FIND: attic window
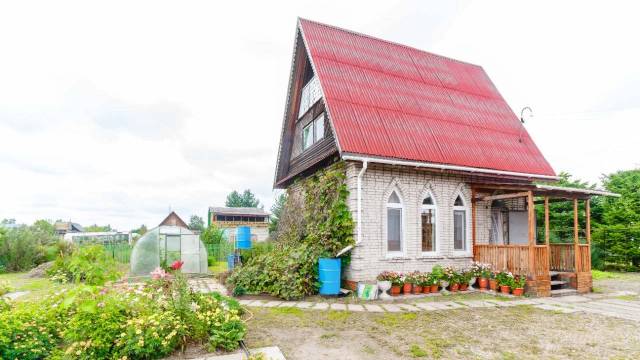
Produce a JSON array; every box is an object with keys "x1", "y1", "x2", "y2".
[
  {"x1": 302, "y1": 113, "x2": 325, "y2": 150},
  {"x1": 298, "y1": 76, "x2": 322, "y2": 118}
]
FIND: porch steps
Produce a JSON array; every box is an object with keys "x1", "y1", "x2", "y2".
[
  {"x1": 550, "y1": 280, "x2": 568, "y2": 287},
  {"x1": 551, "y1": 288, "x2": 579, "y2": 297}
]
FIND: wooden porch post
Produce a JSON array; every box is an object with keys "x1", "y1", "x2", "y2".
[
  {"x1": 544, "y1": 196, "x2": 550, "y2": 246},
  {"x1": 527, "y1": 191, "x2": 536, "y2": 280},
  {"x1": 586, "y1": 199, "x2": 591, "y2": 245},
  {"x1": 573, "y1": 198, "x2": 580, "y2": 273}
]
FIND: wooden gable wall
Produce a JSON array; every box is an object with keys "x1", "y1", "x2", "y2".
[{"x1": 273, "y1": 31, "x2": 339, "y2": 189}]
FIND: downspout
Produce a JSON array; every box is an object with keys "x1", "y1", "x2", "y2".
[{"x1": 336, "y1": 160, "x2": 368, "y2": 257}]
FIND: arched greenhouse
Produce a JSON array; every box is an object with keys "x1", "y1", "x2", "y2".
[{"x1": 130, "y1": 225, "x2": 209, "y2": 276}]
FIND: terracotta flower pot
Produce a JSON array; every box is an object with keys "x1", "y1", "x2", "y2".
[
  {"x1": 459, "y1": 283, "x2": 469, "y2": 291},
  {"x1": 449, "y1": 283, "x2": 459, "y2": 292},
  {"x1": 430, "y1": 284, "x2": 439, "y2": 292},
  {"x1": 512, "y1": 288, "x2": 524, "y2": 296},
  {"x1": 489, "y1": 279, "x2": 498, "y2": 291},
  {"x1": 422, "y1": 285, "x2": 431, "y2": 294},
  {"x1": 478, "y1": 277, "x2": 489, "y2": 290},
  {"x1": 412, "y1": 285, "x2": 423, "y2": 294},
  {"x1": 500, "y1": 285, "x2": 511, "y2": 294},
  {"x1": 390, "y1": 285, "x2": 401, "y2": 296},
  {"x1": 403, "y1": 283, "x2": 412, "y2": 294}
]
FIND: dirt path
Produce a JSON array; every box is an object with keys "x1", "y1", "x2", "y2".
[{"x1": 244, "y1": 304, "x2": 640, "y2": 359}]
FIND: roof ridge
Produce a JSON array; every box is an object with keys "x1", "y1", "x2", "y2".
[{"x1": 297, "y1": 17, "x2": 483, "y2": 69}]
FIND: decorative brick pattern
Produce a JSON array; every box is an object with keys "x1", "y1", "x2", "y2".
[{"x1": 343, "y1": 162, "x2": 490, "y2": 283}]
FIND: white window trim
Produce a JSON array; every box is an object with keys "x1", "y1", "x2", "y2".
[
  {"x1": 302, "y1": 122, "x2": 313, "y2": 150},
  {"x1": 301, "y1": 113, "x2": 324, "y2": 151},
  {"x1": 452, "y1": 192, "x2": 472, "y2": 257},
  {"x1": 420, "y1": 192, "x2": 439, "y2": 257},
  {"x1": 385, "y1": 191, "x2": 405, "y2": 258}
]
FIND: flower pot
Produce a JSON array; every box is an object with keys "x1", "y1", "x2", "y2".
[
  {"x1": 512, "y1": 287, "x2": 524, "y2": 296},
  {"x1": 500, "y1": 285, "x2": 511, "y2": 294},
  {"x1": 449, "y1": 283, "x2": 459, "y2": 292},
  {"x1": 430, "y1": 284, "x2": 439, "y2": 292},
  {"x1": 422, "y1": 285, "x2": 431, "y2": 294},
  {"x1": 377, "y1": 280, "x2": 392, "y2": 299},
  {"x1": 489, "y1": 279, "x2": 498, "y2": 291},
  {"x1": 412, "y1": 285, "x2": 423, "y2": 294},
  {"x1": 478, "y1": 277, "x2": 489, "y2": 290},
  {"x1": 403, "y1": 283, "x2": 412, "y2": 294},
  {"x1": 459, "y1": 283, "x2": 469, "y2": 291},
  {"x1": 390, "y1": 285, "x2": 401, "y2": 296}
]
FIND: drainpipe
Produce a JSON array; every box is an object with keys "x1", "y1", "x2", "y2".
[{"x1": 336, "y1": 160, "x2": 368, "y2": 257}]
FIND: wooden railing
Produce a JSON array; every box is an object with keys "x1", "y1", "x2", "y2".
[
  {"x1": 578, "y1": 244, "x2": 591, "y2": 272},
  {"x1": 474, "y1": 245, "x2": 530, "y2": 275},
  {"x1": 533, "y1": 245, "x2": 550, "y2": 279},
  {"x1": 549, "y1": 244, "x2": 575, "y2": 272}
]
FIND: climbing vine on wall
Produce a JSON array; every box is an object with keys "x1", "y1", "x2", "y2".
[{"x1": 227, "y1": 162, "x2": 354, "y2": 300}]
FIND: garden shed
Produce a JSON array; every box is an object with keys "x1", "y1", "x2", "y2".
[{"x1": 130, "y1": 221, "x2": 209, "y2": 277}]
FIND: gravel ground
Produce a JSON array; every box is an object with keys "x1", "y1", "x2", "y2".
[
  {"x1": 244, "y1": 305, "x2": 640, "y2": 359},
  {"x1": 592, "y1": 271, "x2": 640, "y2": 294}
]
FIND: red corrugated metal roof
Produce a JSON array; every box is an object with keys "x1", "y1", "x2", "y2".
[{"x1": 298, "y1": 19, "x2": 556, "y2": 177}]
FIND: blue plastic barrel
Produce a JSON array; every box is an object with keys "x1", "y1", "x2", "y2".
[
  {"x1": 227, "y1": 254, "x2": 236, "y2": 270},
  {"x1": 318, "y1": 258, "x2": 341, "y2": 295},
  {"x1": 236, "y1": 226, "x2": 252, "y2": 249}
]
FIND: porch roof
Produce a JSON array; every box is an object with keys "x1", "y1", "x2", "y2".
[{"x1": 471, "y1": 183, "x2": 620, "y2": 200}]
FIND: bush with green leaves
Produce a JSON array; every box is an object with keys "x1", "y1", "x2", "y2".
[
  {"x1": 47, "y1": 245, "x2": 120, "y2": 285},
  {"x1": 0, "y1": 271, "x2": 245, "y2": 359},
  {"x1": 228, "y1": 162, "x2": 354, "y2": 300}
]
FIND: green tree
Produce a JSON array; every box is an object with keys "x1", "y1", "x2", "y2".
[
  {"x1": 188, "y1": 215, "x2": 205, "y2": 232},
  {"x1": 85, "y1": 224, "x2": 112, "y2": 232},
  {"x1": 132, "y1": 224, "x2": 147, "y2": 236},
  {"x1": 225, "y1": 189, "x2": 261, "y2": 208},
  {"x1": 201, "y1": 224, "x2": 225, "y2": 245},
  {"x1": 598, "y1": 169, "x2": 640, "y2": 268},
  {"x1": 269, "y1": 192, "x2": 287, "y2": 235}
]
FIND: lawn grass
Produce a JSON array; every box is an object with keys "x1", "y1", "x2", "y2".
[
  {"x1": 0, "y1": 272, "x2": 75, "y2": 301},
  {"x1": 592, "y1": 270, "x2": 627, "y2": 280},
  {"x1": 208, "y1": 261, "x2": 227, "y2": 275}
]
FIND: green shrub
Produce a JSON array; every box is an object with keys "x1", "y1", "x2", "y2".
[
  {"x1": 240, "y1": 241, "x2": 274, "y2": 263},
  {"x1": 0, "y1": 280, "x2": 12, "y2": 296},
  {"x1": 48, "y1": 245, "x2": 120, "y2": 285},
  {"x1": 0, "y1": 273, "x2": 246, "y2": 359},
  {"x1": 228, "y1": 162, "x2": 354, "y2": 300},
  {"x1": 0, "y1": 227, "x2": 46, "y2": 272}
]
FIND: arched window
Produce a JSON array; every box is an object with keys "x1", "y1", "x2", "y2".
[
  {"x1": 386, "y1": 191, "x2": 403, "y2": 254},
  {"x1": 453, "y1": 194, "x2": 467, "y2": 251},
  {"x1": 421, "y1": 194, "x2": 437, "y2": 253}
]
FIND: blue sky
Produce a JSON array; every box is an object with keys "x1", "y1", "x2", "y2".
[{"x1": 0, "y1": 0, "x2": 638, "y2": 230}]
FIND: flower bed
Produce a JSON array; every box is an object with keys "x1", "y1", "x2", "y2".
[{"x1": 0, "y1": 267, "x2": 245, "y2": 359}]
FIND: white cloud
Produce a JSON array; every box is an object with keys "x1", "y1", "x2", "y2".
[{"x1": 0, "y1": 0, "x2": 638, "y2": 229}]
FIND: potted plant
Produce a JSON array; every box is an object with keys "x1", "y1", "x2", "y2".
[
  {"x1": 409, "y1": 272, "x2": 423, "y2": 294},
  {"x1": 401, "y1": 274, "x2": 412, "y2": 294},
  {"x1": 478, "y1": 263, "x2": 491, "y2": 290},
  {"x1": 496, "y1": 271, "x2": 513, "y2": 294},
  {"x1": 386, "y1": 272, "x2": 402, "y2": 296},
  {"x1": 489, "y1": 272, "x2": 498, "y2": 291},
  {"x1": 511, "y1": 276, "x2": 526, "y2": 296},
  {"x1": 444, "y1": 266, "x2": 459, "y2": 292},
  {"x1": 376, "y1": 271, "x2": 395, "y2": 299},
  {"x1": 459, "y1": 270, "x2": 473, "y2": 291},
  {"x1": 430, "y1": 265, "x2": 444, "y2": 292},
  {"x1": 421, "y1": 273, "x2": 431, "y2": 293}
]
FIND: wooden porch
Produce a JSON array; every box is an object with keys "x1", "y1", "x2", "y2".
[{"x1": 470, "y1": 184, "x2": 608, "y2": 297}]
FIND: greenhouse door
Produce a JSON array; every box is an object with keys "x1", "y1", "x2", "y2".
[{"x1": 180, "y1": 234, "x2": 203, "y2": 273}]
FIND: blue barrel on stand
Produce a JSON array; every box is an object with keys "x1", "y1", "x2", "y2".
[
  {"x1": 236, "y1": 226, "x2": 252, "y2": 250},
  {"x1": 318, "y1": 258, "x2": 341, "y2": 295}
]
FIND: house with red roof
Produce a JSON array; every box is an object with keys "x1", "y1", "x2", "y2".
[{"x1": 274, "y1": 19, "x2": 617, "y2": 296}]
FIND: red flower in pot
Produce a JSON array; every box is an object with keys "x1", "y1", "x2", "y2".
[{"x1": 170, "y1": 260, "x2": 184, "y2": 271}]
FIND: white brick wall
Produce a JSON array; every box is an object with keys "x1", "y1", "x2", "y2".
[{"x1": 344, "y1": 161, "x2": 492, "y2": 282}]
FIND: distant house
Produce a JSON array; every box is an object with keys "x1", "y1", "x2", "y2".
[
  {"x1": 273, "y1": 19, "x2": 618, "y2": 296},
  {"x1": 208, "y1": 207, "x2": 270, "y2": 242},
  {"x1": 159, "y1": 211, "x2": 190, "y2": 229},
  {"x1": 54, "y1": 221, "x2": 84, "y2": 237}
]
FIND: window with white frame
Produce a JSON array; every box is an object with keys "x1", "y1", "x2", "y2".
[
  {"x1": 301, "y1": 113, "x2": 325, "y2": 151},
  {"x1": 386, "y1": 191, "x2": 403, "y2": 253},
  {"x1": 453, "y1": 195, "x2": 467, "y2": 251},
  {"x1": 421, "y1": 194, "x2": 437, "y2": 253}
]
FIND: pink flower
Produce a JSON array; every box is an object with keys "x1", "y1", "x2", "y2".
[
  {"x1": 170, "y1": 260, "x2": 184, "y2": 271},
  {"x1": 150, "y1": 267, "x2": 168, "y2": 280}
]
